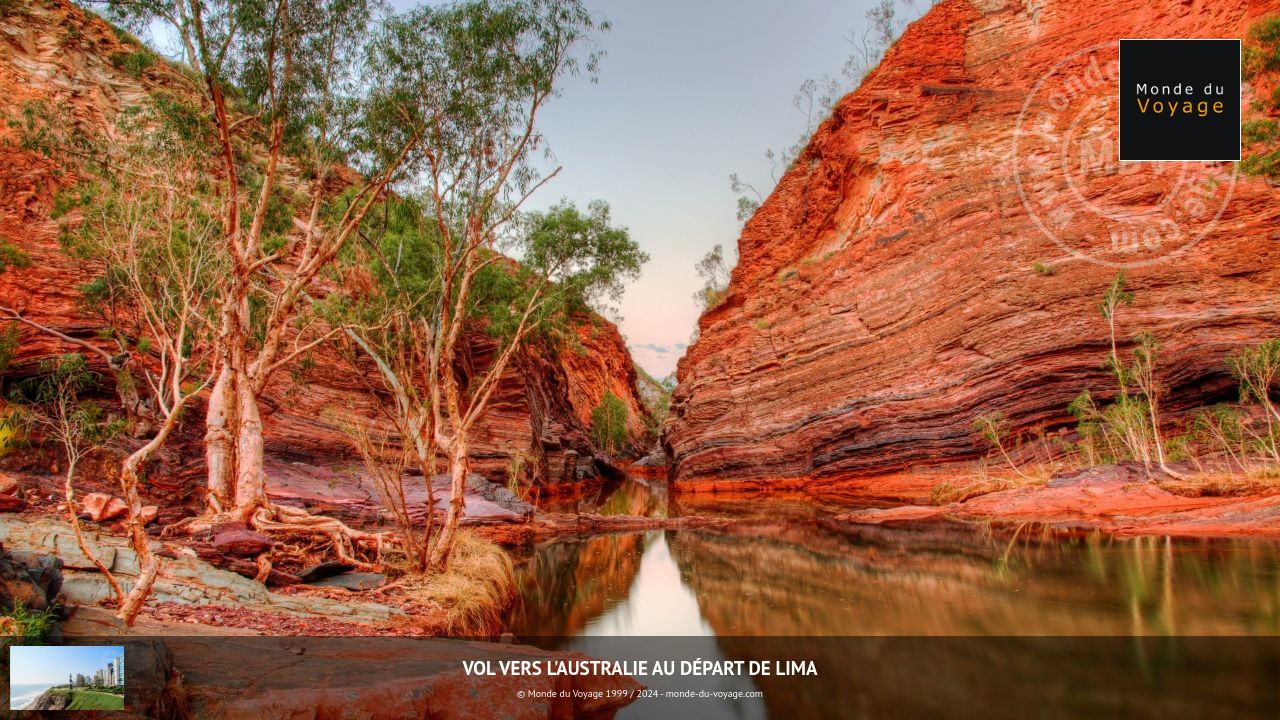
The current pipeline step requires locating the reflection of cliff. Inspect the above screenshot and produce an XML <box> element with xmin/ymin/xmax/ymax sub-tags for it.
<box><xmin>541</xmin><ymin>476</ymin><xmax>668</xmax><ymax>518</ymax></box>
<box><xmin>668</xmin><ymin>528</ymin><xmax>1280</xmax><ymax>719</ymax></box>
<box><xmin>706</xmin><ymin>636</ymin><xmax>1279</xmax><ymax>720</ymax></box>
<box><xmin>667</xmin><ymin>526</ymin><xmax>1280</xmax><ymax>636</ymax></box>
<box><xmin>507</xmin><ymin>533</ymin><xmax>649</xmax><ymax>637</ymax></box>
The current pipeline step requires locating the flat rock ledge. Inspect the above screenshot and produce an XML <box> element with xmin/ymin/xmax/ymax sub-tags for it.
<box><xmin>0</xmin><ymin>516</ymin><xmax>401</xmax><ymax>625</ymax></box>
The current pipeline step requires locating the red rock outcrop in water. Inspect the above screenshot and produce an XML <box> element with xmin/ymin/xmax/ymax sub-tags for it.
<box><xmin>668</xmin><ymin>0</ymin><xmax>1280</xmax><ymax>487</ymax></box>
<box><xmin>0</xmin><ymin>1</ymin><xmax>647</xmax><ymax>492</ymax></box>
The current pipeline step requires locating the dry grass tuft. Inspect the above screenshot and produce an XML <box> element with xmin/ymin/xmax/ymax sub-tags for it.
<box><xmin>1159</xmin><ymin>465</ymin><xmax>1280</xmax><ymax>498</ymax></box>
<box><xmin>388</xmin><ymin>531</ymin><xmax>515</xmax><ymax>636</ymax></box>
<box><xmin>931</xmin><ymin>462</ymin><xmax>1057</xmax><ymax>505</ymax></box>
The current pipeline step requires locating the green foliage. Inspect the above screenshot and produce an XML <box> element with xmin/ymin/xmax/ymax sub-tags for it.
<box><xmin>1098</xmin><ymin>271</ymin><xmax>1134</xmax><ymax>322</ymax></box>
<box><xmin>10</xmin><ymin>354</ymin><xmax>97</xmax><ymax>406</ymax></box>
<box><xmin>590</xmin><ymin>391</ymin><xmax>629</xmax><ymax>456</ymax></box>
<box><xmin>1191</xmin><ymin>404</ymin><xmax>1248</xmax><ymax>461</ymax></box>
<box><xmin>1243</xmin><ymin>16</ymin><xmax>1280</xmax><ymax>180</ymax></box>
<box><xmin>0</xmin><ymin>600</ymin><xmax>59</xmax><ymax>645</ymax></box>
<box><xmin>1243</xmin><ymin>118</ymin><xmax>1278</xmax><ymax>144</ymax></box>
<box><xmin>973</xmin><ymin>412</ymin><xmax>1011</xmax><ymax>448</ymax></box>
<box><xmin>0</xmin><ymin>323</ymin><xmax>18</xmax><ymax>377</ymax></box>
<box><xmin>1031</xmin><ymin>261</ymin><xmax>1056</xmax><ymax>277</ymax></box>
<box><xmin>691</xmin><ymin>243</ymin><xmax>731</xmax><ymax>311</ymax></box>
<box><xmin>0</xmin><ymin>237</ymin><xmax>30</xmax><ymax>273</ymax></box>
<box><xmin>1228</xmin><ymin>339</ymin><xmax>1280</xmax><ymax>405</ymax></box>
<box><xmin>149</xmin><ymin>92</ymin><xmax>217</xmax><ymax>149</ymax></box>
<box><xmin>109</xmin><ymin>50</ymin><xmax>155</xmax><ymax>78</ymax></box>
<box><xmin>347</xmin><ymin>194</ymin><xmax>643</xmax><ymax>357</ymax></box>
<box><xmin>1227</xmin><ymin>339</ymin><xmax>1280</xmax><ymax>461</ymax></box>
<box><xmin>1243</xmin><ymin>17</ymin><xmax>1280</xmax><ymax>79</ymax></box>
<box><xmin>8</xmin><ymin>354</ymin><xmax>125</xmax><ymax>447</ymax></box>
<box><xmin>519</xmin><ymin>200</ymin><xmax>646</xmax><ymax>321</ymax></box>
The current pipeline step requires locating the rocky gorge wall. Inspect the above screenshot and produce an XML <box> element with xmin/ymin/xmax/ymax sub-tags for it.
<box><xmin>0</xmin><ymin>0</ymin><xmax>648</xmax><ymax>495</ymax></box>
<box><xmin>667</xmin><ymin>0</ymin><xmax>1280</xmax><ymax>487</ymax></box>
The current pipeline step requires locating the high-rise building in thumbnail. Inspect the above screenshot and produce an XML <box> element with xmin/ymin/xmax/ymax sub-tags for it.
<box><xmin>114</xmin><ymin>654</ymin><xmax>124</xmax><ymax>686</ymax></box>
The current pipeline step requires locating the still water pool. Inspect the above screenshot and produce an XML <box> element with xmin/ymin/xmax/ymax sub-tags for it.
<box><xmin>505</xmin><ymin>478</ymin><xmax>1280</xmax><ymax>719</ymax></box>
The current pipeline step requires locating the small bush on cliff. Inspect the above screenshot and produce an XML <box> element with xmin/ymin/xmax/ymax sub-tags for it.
<box><xmin>1243</xmin><ymin>17</ymin><xmax>1280</xmax><ymax>179</ymax></box>
<box><xmin>1068</xmin><ymin>273</ymin><xmax>1182</xmax><ymax>478</ymax></box>
<box><xmin>1227</xmin><ymin>339</ymin><xmax>1280</xmax><ymax>462</ymax></box>
<box><xmin>590</xmin><ymin>391</ymin><xmax>630</xmax><ymax>456</ymax></box>
<box><xmin>973</xmin><ymin>411</ymin><xmax>1028</xmax><ymax>479</ymax></box>
<box><xmin>0</xmin><ymin>238</ymin><xmax>31</xmax><ymax>273</ymax></box>
<box><xmin>693</xmin><ymin>243</ymin><xmax>731</xmax><ymax>311</ymax></box>
<box><xmin>109</xmin><ymin>50</ymin><xmax>155</xmax><ymax>78</ymax></box>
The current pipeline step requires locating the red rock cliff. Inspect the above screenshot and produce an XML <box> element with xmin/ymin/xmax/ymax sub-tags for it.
<box><xmin>0</xmin><ymin>0</ymin><xmax>648</xmax><ymax>490</ymax></box>
<box><xmin>668</xmin><ymin>0</ymin><xmax>1280</xmax><ymax>487</ymax></box>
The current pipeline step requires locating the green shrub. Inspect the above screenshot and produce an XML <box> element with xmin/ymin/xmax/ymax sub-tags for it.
<box><xmin>109</xmin><ymin>50</ymin><xmax>155</xmax><ymax>79</ymax></box>
<box><xmin>1</xmin><ymin>601</ymin><xmax>59</xmax><ymax>645</ymax></box>
<box><xmin>590</xmin><ymin>391</ymin><xmax>629</xmax><ymax>455</ymax></box>
<box><xmin>0</xmin><ymin>238</ymin><xmax>31</xmax><ymax>273</ymax></box>
<box><xmin>1031</xmin><ymin>261</ymin><xmax>1056</xmax><ymax>276</ymax></box>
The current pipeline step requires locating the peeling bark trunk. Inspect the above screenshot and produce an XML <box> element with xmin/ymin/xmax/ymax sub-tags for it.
<box><xmin>116</xmin><ymin>448</ymin><xmax>163</xmax><ymax>625</ymax></box>
<box><xmin>430</xmin><ymin>438</ymin><xmax>469</xmax><ymax>571</ymax></box>
<box><xmin>233</xmin><ymin>378</ymin><xmax>267</xmax><ymax>520</ymax></box>
<box><xmin>204</xmin><ymin>368</ymin><xmax>236</xmax><ymax>513</ymax></box>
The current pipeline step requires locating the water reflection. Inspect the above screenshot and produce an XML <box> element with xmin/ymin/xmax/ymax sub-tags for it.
<box><xmin>511</xmin><ymin>490</ymin><xmax>1280</xmax><ymax>637</ymax></box>
<box><xmin>508</xmin><ymin>479</ymin><xmax>1280</xmax><ymax>718</ymax></box>
<box><xmin>537</xmin><ymin>475</ymin><xmax>668</xmax><ymax>517</ymax></box>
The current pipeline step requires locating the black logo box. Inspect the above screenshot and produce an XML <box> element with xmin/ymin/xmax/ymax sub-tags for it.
<box><xmin>1119</xmin><ymin>38</ymin><xmax>1241</xmax><ymax>162</ymax></box>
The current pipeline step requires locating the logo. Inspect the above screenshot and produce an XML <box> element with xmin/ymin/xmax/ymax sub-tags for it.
<box><xmin>1119</xmin><ymin>39</ymin><xmax>1241</xmax><ymax>161</ymax></box>
<box><xmin>1013</xmin><ymin>43</ymin><xmax>1238</xmax><ymax>268</ymax></box>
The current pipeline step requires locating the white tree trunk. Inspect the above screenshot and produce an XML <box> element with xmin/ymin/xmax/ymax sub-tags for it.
<box><xmin>204</xmin><ymin>368</ymin><xmax>236</xmax><ymax>513</ymax></box>
<box><xmin>233</xmin><ymin>377</ymin><xmax>267</xmax><ymax>520</ymax></box>
<box><xmin>430</xmin><ymin>438</ymin><xmax>469</xmax><ymax>570</ymax></box>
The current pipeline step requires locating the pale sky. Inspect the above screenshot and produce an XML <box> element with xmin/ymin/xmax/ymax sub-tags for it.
<box><xmin>511</xmin><ymin>0</ymin><xmax>891</xmax><ymax>378</ymax></box>
<box><xmin>9</xmin><ymin>645</ymin><xmax>123</xmax><ymax>684</ymax></box>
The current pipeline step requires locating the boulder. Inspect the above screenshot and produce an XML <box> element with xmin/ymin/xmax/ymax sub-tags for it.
<box><xmin>136</xmin><ymin>505</ymin><xmax>159</xmax><ymax>525</ymax></box>
<box><xmin>0</xmin><ymin>474</ymin><xmax>19</xmax><ymax>495</ymax></box>
<box><xmin>0</xmin><ymin>494</ymin><xmax>26</xmax><ymax>512</ymax></box>
<box><xmin>464</xmin><ymin>473</ymin><xmax>535</xmax><ymax>519</ymax></box>
<box><xmin>80</xmin><ymin>493</ymin><xmax>128</xmax><ymax>523</ymax></box>
<box><xmin>210</xmin><ymin>530</ymin><xmax>273</xmax><ymax>557</ymax></box>
<box><xmin>0</xmin><ymin>544</ymin><xmax>63</xmax><ymax>612</ymax></box>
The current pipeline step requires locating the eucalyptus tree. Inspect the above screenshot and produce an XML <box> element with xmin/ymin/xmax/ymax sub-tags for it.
<box><xmin>97</xmin><ymin>0</ymin><xmax>429</xmax><ymax>546</ymax></box>
<box><xmin>94</xmin><ymin>0</ymin><xmax>631</xmax><ymax>572</ymax></box>
<box><xmin>10</xmin><ymin>94</ymin><xmax>228</xmax><ymax>623</ymax></box>
<box><xmin>346</xmin><ymin>196</ymin><xmax>645</xmax><ymax>571</ymax></box>
<box><xmin>332</xmin><ymin>0</ymin><xmax>636</xmax><ymax>569</ymax></box>
<box><xmin>64</xmin><ymin>110</ymin><xmax>227</xmax><ymax>623</ymax></box>
<box><xmin>11</xmin><ymin>355</ymin><xmax>126</xmax><ymax>605</ymax></box>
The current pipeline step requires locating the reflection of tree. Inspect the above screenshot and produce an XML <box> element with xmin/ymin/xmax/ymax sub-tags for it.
<box><xmin>539</xmin><ymin>476</ymin><xmax>667</xmax><ymax>518</ymax></box>
<box><xmin>665</xmin><ymin>526</ymin><xmax>1280</xmax><ymax>719</ymax></box>
<box><xmin>666</xmin><ymin>525</ymin><xmax>1280</xmax><ymax>637</ymax></box>
<box><xmin>507</xmin><ymin>532</ymin><xmax>650</xmax><ymax>639</ymax></box>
